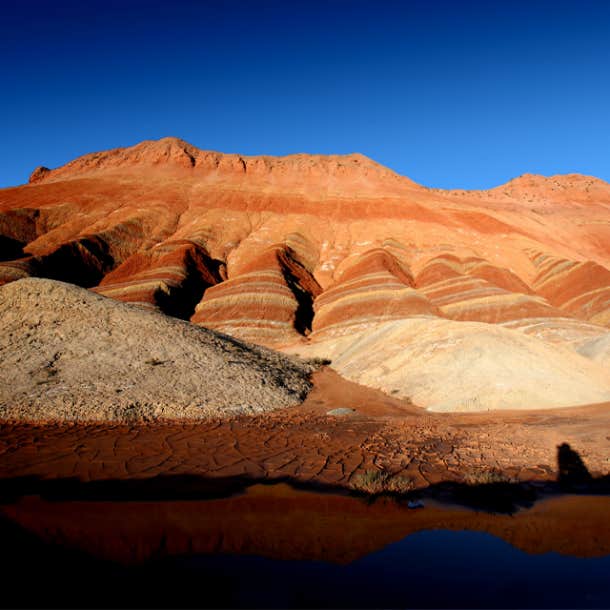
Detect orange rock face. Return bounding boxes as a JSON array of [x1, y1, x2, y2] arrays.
[[1, 137, 609, 348], [192, 236, 321, 344]]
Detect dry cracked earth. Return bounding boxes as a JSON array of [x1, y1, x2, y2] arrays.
[[2, 370, 609, 492]]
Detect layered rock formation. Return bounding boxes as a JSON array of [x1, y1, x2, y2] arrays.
[[1, 137, 609, 411], [192, 235, 321, 343], [529, 250, 610, 326], [312, 247, 437, 337], [94, 239, 224, 319], [415, 254, 562, 324]]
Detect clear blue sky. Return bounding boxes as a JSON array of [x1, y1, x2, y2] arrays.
[[2, 0, 610, 189]]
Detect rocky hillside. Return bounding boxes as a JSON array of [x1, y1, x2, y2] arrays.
[[1, 137, 609, 411], [0, 278, 314, 421]]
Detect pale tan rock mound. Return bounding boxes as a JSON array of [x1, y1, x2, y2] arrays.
[[0, 278, 314, 422]]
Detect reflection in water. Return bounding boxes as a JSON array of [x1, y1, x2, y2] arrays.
[[2, 484, 610, 608]]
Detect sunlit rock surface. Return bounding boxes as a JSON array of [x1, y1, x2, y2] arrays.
[[1, 137, 609, 411]]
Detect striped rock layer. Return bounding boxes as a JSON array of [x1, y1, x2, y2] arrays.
[[93, 240, 224, 319], [311, 248, 438, 337], [1, 137, 609, 354], [529, 250, 610, 327], [415, 254, 563, 325], [192, 239, 321, 344]]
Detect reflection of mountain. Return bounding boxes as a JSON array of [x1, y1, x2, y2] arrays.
[[2, 484, 610, 564]]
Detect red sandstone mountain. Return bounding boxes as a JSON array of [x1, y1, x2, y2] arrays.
[[1, 137, 609, 411]]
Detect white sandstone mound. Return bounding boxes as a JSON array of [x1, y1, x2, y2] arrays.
[[287, 318, 610, 412]]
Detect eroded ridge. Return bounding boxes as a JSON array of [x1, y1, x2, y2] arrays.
[[192, 235, 321, 345], [94, 239, 224, 319], [312, 247, 437, 338], [415, 253, 561, 324], [529, 249, 610, 327]]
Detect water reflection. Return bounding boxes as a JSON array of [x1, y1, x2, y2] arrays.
[[2, 484, 610, 608]]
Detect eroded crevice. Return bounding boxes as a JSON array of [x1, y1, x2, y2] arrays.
[[0, 236, 26, 262], [34, 237, 115, 288], [156, 246, 225, 321], [183, 148, 196, 168], [278, 248, 322, 335]]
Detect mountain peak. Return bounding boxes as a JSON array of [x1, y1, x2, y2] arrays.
[[498, 172, 610, 193], [26, 138, 416, 195]]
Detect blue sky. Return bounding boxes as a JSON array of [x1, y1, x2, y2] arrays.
[[2, 0, 610, 188]]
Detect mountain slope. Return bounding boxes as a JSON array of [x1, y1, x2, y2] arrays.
[[1, 138, 609, 412]]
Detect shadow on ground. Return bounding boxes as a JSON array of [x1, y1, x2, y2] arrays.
[[0, 443, 607, 514]]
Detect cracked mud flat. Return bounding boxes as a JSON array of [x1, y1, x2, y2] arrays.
[[1, 368, 609, 490]]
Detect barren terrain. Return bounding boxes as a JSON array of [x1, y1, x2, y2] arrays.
[[1, 138, 609, 515], [1, 137, 609, 412], [2, 369, 609, 491]]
